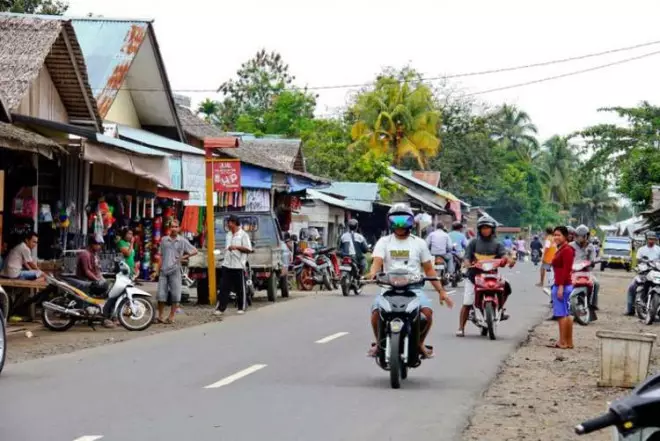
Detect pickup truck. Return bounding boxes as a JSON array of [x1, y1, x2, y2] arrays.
[[188, 211, 289, 303]]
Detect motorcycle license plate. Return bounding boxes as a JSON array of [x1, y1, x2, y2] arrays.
[[339, 266, 352, 271], [435, 265, 445, 271], [256, 272, 271, 278]]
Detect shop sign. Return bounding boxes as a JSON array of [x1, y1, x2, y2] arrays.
[[213, 159, 241, 192]]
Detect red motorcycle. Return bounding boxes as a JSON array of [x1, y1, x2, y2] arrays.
[[469, 258, 509, 340], [570, 260, 597, 326], [293, 248, 333, 291]]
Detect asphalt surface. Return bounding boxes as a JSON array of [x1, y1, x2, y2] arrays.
[[0, 264, 547, 441]]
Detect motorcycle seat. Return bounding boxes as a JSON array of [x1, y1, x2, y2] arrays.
[[61, 277, 109, 297]]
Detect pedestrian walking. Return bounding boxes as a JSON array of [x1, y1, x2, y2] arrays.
[[156, 219, 197, 324], [214, 215, 252, 316]]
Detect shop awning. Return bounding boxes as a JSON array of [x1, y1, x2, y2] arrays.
[[306, 189, 372, 212], [0, 121, 67, 159], [157, 187, 189, 200], [117, 125, 204, 155], [84, 140, 172, 188]]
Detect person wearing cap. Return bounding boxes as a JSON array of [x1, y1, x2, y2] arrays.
[[570, 224, 600, 311], [215, 214, 252, 316], [76, 236, 104, 282], [625, 231, 660, 316]]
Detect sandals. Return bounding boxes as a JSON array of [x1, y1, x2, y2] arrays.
[[456, 329, 465, 337], [153, 317, 175, 325], [367, 342, 378, 358]]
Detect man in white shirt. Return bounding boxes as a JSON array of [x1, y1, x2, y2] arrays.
[[625, 231, 659, 315], [368, 204, 454, 359], [214, 215, 252, 316], [426, 223, 453, 274]]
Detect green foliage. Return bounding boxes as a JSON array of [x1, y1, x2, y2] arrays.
[[0, 0, 68, 14], [618, 147, 660, 207], [349, 67, 441, 168]]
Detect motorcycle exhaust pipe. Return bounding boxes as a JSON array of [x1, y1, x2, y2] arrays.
[[42, 301, 83, 317]]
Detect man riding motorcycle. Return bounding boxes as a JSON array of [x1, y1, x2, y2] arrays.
[[338, 218, 369, 293], [567, 226, 576, 243], [368, 204, 454, 358], [426, 223, 453, 276], [456, 215, 514, 337], [570, 224, 600, 312], [625, 231, 660, 316], [530, 235, 543, 264], [449, 221, 468, 254]]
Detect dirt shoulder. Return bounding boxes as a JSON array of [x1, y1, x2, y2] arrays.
[[463, 270, 659, 441], [6, 286, 318, 364]]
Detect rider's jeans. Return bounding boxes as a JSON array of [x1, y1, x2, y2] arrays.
[[438, 254, 454, 274], [626, 281, 638, 314]]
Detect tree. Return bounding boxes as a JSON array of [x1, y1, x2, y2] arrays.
[[571, 175, 619, 227], [536, 135, 577, 207], [490, 104, 539, 162], [215, 49, 317, 134], [576, 102, 660, 207], [197, 98, 221, 124], [0, 0, 68, 14], [349, 67, 441, 168]]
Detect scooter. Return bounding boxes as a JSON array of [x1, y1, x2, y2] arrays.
[[468, 258, 511, 340], [339, 255, 362, 296], [635, 258, 660, 325], [41, 261, 155, 332], [570, 260, 598, 326], [365, 271, 438, 389], [575, 372, 660, 439], [294, 248, 332, 291], [531, 249, 541, 266]]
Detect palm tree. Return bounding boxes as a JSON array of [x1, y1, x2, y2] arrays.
[[350, 70, 441, 168], [197, 98, 221, 123], [571, 177, 619, 227], [536, 136, 577, 207], [491, 104, 539, 162]]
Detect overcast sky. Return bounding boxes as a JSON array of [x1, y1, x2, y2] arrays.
[[67, 0, 660, 141]]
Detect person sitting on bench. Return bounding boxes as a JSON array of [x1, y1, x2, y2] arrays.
[[0, 232, 43, 281]]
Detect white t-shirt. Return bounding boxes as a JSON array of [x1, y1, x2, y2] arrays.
[[372, 234, 432, 277], [637, 245, 660, 262], [223, 228, 252, 269]]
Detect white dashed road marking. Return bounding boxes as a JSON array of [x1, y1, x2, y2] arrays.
[[73, 436, 103, 441], [204, 364, 268, 389], [315, 332, 349, 344]]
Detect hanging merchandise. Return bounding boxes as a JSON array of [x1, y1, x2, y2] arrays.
[[12, 193, 37, 219], [245, 189, 270, 212], [98, 200, 115, 233], [39, 204, 53, 223], [140, 218, 153, 280], [181, 206, 199, 234]]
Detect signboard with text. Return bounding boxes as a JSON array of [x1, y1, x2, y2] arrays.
[[212, 159, 241, 192]]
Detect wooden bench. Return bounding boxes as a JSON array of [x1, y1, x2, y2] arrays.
[[0, 279, 48, 321]]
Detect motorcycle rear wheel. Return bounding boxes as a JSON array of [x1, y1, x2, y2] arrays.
[[571, 293, 591, 326], [389, 333, 402, 389], [42, 296, 77, 332], [322, 271, 333, 291], [340, 274, 350, 297], [485, 303, 496, 340]]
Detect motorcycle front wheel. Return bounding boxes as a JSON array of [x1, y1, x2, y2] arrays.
[[0, 308, 6, 374], [645, 295, 660, 326], [485, 303, 496, 340], [570, 293, 591, 326], [42, 296, 77, 332], [322, 270, 333, 291], [389, 333, 402, 389], [117, 297, 154, 331]]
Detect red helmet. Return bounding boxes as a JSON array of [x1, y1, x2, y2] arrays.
[[303, 248, 315, 257]]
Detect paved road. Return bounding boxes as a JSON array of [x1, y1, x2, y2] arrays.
[[0, 265, 546, 441]]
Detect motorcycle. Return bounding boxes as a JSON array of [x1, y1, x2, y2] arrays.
[[434, 255, 449, 286], [531, 249, 541, 266], [570, 260, 598, 326], [180, 263, 196, 304], [468, 258, 510, 340], [634, 258, 660, 325], [575, 372, 660, 439], [450, 245, 464, 287], [366, 271, 437, 389], [316, 247, 340, 290], [41, 261, 155, 331], [294, 248, 332, 291], [339, 255, 362, 296], [0, 285, 7, 375]]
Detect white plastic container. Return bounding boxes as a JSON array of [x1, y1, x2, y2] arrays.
[[596, 330, 656, 389]]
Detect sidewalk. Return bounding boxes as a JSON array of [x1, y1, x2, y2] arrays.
[[463, 270, 659, 441]]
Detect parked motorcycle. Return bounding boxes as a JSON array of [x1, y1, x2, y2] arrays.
[[570, 260, 597, 326], [634, 258, 660, 325], [180, 263, 196, 304], [575, 372, 660, 439], [339, 255, 362, 296], [316, 247, 340, 290], [294, 248, 332, 291], [41, 261, 155, 331], [366, 271, 438, 389], [0, 285, 8, 375], [468, 258, 510, 340]]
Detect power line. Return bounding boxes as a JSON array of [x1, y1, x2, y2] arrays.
[[464, 48, 660, 96], [93, 38, 660, 94]]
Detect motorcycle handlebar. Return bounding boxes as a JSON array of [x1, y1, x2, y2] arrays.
[[575, 411, 619, 435]]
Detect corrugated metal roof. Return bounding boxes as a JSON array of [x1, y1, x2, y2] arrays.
[[307, 189, 372, 212], [95, 133, 169, 157], [71, 19, 149, 117], [320, 182, 380, 202], [117, 125, 203, 155], [390, 167, 463, 204]]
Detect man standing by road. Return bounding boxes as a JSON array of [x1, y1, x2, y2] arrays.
[[214, 215, 252, 316], [156, 219, 197, 324]]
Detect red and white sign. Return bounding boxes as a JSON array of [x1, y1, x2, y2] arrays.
[[213, 159, 241, 192]]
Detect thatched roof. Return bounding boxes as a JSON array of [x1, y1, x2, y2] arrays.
[[0, 14, 101, 128], [240, 139, 305, 173], [176, 104, 228, 141], [0, 121, 66, 159]]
